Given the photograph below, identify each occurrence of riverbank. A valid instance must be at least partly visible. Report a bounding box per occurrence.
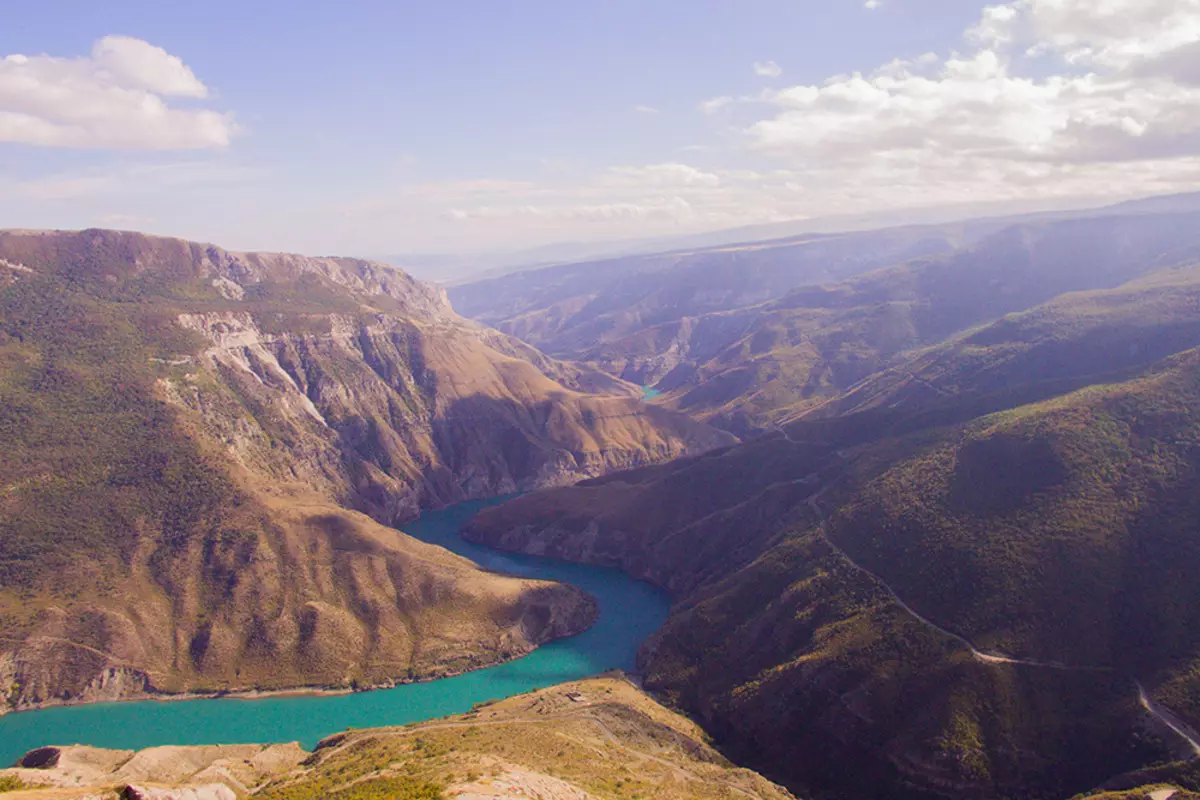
[0,497,671,767]
[0,644,546,718]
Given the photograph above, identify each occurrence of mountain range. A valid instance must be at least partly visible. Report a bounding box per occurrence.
[8,192,1200,800]
[451,194,1200,436]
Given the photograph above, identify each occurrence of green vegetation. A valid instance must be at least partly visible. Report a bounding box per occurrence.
[0,269,243,590]
[1,227,720,721]
[470,346,1200,799]
[0,776,24,793]
[826,350,1200,674]
[258,775,443,800]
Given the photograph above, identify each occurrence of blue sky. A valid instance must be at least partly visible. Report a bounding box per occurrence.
[3,0,1200,256]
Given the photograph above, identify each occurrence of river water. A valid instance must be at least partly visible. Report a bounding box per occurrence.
[0,497,670,766]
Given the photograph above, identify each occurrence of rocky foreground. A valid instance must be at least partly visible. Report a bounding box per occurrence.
[0,676,792,800]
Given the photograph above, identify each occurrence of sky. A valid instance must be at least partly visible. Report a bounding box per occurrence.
[2,0,1200,258]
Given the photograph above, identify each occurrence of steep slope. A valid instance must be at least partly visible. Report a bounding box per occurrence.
[466,346,1200,800]
[818,348,1200,697]
[0,677,793,800]
[644,211,1200,434]
[0,229,730,713]
[791,261,1200,445]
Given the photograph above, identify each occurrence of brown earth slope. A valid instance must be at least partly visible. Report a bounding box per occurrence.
[0,229,732,713]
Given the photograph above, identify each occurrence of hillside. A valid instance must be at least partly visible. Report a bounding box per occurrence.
[449,200,1200,438]
[465,344,1200,800]
[0,676,794,800]
[449,224,983,363]
[645,211,1200,434]
[796,262,1200,439]
[0,229,731,713]
[454,208,1200,437]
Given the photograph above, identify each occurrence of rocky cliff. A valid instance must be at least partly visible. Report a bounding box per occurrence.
[0,229,731,712]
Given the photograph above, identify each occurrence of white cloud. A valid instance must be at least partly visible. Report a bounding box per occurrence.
[634,104,660,114]
[741,0,1200,208]
[0,35,235,149]
[754,61,783,78]
[13,2,1200,256]
[699,95,734,114]
[92,36,209,97]
[970,0,1200,71]
[604,163,721,188]
[865,1,883,9]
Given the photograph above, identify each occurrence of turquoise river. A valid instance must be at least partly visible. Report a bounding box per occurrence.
[0,497,670,766]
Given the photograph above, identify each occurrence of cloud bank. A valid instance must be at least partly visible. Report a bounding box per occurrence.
[737,0,1200,207]
[0,35,236,149]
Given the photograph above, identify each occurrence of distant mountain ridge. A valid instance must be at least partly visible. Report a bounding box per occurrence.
[449,194,1200,437]
[393,191,1200,286]
[645,209,1200,434]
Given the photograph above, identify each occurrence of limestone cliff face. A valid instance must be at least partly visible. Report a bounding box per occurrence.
[0,229,729,714]
[167,304,734,525]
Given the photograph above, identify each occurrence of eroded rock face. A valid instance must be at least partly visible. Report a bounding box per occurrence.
[3,506,599,712]
[451,766,597,800]
[19,746,65,768]
[168,307,733,525]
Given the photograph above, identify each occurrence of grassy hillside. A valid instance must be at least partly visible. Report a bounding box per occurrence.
[467,345,1200,799]
[0,229,733,712]
[824,349,1200,673]
[0,676,793,800]
[813,263,1200,428]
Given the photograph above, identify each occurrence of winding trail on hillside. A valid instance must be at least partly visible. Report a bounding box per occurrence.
[804,492,1107,672]
[777,426,1200,756]
[1138,682,1200,758]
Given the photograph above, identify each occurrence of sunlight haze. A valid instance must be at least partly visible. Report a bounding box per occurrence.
[5,0,1199,259]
